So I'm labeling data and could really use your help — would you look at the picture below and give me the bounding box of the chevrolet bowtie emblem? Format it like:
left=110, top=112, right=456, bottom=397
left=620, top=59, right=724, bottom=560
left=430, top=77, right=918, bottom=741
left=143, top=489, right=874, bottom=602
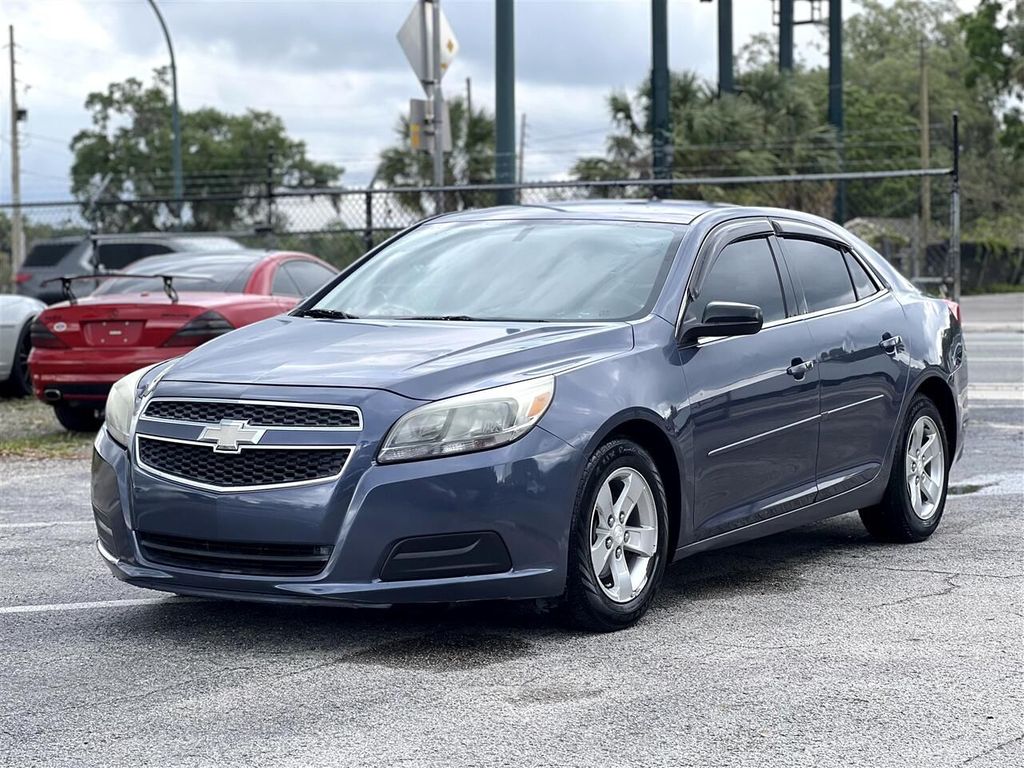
left=198, top=419, right=266, bottom=453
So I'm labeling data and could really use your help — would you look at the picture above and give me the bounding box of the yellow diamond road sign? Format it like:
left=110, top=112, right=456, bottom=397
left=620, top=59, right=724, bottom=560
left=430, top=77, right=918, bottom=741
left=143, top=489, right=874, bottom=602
left=397, top=1, right=459, bottom=87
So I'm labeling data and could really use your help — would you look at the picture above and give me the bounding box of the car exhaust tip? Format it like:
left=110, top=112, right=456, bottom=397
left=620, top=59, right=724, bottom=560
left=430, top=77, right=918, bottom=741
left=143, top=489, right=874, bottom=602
left=43, top=388, right=62, bottom=402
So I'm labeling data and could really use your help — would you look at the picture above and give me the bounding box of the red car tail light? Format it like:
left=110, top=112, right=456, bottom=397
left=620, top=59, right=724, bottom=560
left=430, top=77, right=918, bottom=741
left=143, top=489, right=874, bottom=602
left=14, top=272, right=31, bottom=284
left=943, top=299, right=961, bottom=323
left=162, top=311, right=235, bottom=347
left=30, top=320, right=68, bottom=349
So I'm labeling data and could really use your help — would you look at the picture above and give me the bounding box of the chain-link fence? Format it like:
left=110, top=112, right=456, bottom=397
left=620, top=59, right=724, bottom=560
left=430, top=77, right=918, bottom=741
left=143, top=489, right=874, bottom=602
left=3, top=166, right=1006, bottom=297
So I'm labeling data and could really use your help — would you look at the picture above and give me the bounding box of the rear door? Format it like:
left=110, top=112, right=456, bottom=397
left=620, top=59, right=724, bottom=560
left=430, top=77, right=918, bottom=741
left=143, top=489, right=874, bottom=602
left=680, top=220, right=821, bottom=538
left=775, top=224, right=910, bottom=498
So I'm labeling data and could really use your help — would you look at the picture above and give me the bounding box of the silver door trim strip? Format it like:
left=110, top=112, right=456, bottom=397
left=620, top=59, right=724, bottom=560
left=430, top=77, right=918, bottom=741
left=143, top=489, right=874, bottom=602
left=708, top=413, right=821, bottom=457
left=822, top=393, right=885, bottom=416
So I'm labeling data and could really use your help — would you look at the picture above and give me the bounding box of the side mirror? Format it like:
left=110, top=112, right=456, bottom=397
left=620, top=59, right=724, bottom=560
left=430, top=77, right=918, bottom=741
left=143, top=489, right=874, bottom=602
left=681, top=301, right=763, bottom=344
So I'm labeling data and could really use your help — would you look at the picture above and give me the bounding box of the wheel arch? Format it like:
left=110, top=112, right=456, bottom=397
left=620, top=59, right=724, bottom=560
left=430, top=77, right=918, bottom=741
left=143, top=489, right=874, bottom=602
left=580, top=409, right=684, bottom=557
left=910, top=373, right=959, bottom=459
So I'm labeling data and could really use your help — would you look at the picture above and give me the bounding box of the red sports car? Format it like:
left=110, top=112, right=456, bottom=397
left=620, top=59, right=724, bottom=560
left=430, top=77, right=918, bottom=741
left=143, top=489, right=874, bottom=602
left=29, top=249, right=337, bottom=431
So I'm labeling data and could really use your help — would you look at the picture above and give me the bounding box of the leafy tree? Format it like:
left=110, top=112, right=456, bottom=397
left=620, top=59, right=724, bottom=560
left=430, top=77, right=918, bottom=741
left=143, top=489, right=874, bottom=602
left=71, top=68, right=343, bottom=231
left=376, top=96, right=495, bottom=215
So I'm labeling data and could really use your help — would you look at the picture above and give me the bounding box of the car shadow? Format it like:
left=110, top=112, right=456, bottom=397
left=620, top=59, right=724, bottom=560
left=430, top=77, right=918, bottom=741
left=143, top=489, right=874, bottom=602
left=109, top=513, right=878, bottom=666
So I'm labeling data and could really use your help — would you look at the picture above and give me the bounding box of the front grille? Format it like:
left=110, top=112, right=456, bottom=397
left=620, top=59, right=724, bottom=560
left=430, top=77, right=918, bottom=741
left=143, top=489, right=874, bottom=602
left=137, top=532, right=332, bottom=576
left=137, top=437, right=351, bottom=489
left=143, top=399, right=360, bottom=428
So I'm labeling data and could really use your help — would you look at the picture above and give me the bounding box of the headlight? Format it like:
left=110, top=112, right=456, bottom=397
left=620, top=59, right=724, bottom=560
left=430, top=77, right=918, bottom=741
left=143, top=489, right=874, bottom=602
left=104, top=363, right=162, bottom=447
left=378, top=376, right=555, bottom=464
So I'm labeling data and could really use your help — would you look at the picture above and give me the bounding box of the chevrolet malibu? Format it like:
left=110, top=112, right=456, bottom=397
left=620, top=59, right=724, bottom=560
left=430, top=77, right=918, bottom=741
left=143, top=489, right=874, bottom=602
left=91, top=201, right=968, bottom=631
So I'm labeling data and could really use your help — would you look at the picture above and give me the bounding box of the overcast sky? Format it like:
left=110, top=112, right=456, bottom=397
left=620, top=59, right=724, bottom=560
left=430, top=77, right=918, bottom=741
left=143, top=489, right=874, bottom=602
left=0, top=0, right=971, bottom=202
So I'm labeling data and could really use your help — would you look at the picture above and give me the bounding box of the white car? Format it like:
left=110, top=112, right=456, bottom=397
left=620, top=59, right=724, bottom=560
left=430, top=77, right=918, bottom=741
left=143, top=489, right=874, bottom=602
left=0, top=294, right=45, bottom=397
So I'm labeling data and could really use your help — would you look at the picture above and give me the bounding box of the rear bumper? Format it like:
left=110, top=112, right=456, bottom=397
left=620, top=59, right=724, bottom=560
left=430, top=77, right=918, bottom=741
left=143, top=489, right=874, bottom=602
left=31, top=348, right=174, bottom=404
left=91, top=424, right=579, bottom=605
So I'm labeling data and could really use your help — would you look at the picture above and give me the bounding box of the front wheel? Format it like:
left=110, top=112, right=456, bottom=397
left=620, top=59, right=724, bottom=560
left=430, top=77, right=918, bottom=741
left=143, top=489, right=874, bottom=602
left=1, top=323, right=33, bottom=397
left=54, top=402, right=104, bottom=433
left=860, top=394, right=950, bottom=543
left=563, top=439, right=669, bottom=632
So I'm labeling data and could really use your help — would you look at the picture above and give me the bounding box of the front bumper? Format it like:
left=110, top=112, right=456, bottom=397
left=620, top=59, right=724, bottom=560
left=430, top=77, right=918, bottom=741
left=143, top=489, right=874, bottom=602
left=92, top=423, right=579, bottom=605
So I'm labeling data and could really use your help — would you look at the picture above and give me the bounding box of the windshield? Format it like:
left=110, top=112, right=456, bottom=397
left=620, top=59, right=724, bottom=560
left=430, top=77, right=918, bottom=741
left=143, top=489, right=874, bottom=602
left=92, top=255, right=256, bottom=295
left=312, top=220, right=684, bottom=321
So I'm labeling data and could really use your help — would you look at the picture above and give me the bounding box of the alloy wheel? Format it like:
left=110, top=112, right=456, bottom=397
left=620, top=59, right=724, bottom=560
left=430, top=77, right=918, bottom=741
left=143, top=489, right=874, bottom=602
left=589, top=467, right=658, bottom=603
left=905, top=414, right=945, bottom=520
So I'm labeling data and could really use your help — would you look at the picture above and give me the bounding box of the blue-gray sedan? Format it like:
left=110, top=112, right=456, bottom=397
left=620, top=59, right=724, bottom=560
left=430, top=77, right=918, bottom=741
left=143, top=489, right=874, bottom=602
left=92, top=201, right=968, bottom=630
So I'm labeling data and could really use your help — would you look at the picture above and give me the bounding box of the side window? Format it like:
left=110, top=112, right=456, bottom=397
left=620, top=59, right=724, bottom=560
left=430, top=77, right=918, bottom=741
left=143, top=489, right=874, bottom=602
left=95, top=243, right=171, bottom=270
left=271, top=266, right=302, bottom=297
left=783, top=238, right=856, bottom=313
left=690, top=237, right=787, bottom=324
left=844, top=250, right=878, bottom=300
left=284, top=261, right=336, bottom=297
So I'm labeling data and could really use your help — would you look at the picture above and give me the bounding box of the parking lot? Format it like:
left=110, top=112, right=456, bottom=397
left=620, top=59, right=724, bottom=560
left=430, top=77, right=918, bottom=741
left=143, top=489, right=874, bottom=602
left=1, top=294, right=1021, bottom=768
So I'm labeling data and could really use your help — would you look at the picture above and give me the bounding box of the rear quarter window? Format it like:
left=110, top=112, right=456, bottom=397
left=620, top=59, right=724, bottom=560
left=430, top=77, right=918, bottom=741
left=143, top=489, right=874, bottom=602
left=24, top=241, right=79, bottom=267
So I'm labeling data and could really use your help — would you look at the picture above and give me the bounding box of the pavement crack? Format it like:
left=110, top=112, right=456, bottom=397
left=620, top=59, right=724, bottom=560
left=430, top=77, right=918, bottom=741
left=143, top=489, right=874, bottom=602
left=960, top=732, right=1024, bottom=766
left=870, top=574, right=960, bottom=608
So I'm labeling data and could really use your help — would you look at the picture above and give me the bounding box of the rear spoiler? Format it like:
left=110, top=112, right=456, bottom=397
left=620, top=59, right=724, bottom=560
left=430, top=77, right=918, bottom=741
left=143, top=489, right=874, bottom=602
left=41, top=273, right=212, bottom=305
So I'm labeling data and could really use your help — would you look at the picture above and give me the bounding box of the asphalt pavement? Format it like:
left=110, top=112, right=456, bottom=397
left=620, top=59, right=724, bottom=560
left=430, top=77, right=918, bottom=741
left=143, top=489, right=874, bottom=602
left=1, top=294, right=1021, bottom=768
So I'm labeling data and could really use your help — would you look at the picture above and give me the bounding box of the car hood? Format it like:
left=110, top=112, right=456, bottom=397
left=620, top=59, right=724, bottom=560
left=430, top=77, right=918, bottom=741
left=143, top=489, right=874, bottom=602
left=162, top=315, right=634, bottom=401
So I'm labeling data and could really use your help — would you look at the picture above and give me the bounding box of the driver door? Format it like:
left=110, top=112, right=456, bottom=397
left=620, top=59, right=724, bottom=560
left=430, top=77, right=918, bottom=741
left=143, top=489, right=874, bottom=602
left=679, top=223, right=821, bottom=538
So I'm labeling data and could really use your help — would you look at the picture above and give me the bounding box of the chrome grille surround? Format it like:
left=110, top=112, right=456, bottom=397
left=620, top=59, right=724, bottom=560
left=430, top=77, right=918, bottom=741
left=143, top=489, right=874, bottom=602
left=133, top=397, right=360, bottom=492
left=141, top=397, right=362, bottom=430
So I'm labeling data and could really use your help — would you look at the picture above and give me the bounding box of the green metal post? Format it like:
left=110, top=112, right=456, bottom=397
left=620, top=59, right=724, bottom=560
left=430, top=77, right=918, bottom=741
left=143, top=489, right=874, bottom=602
left=495, top=0, right=516, bottom=205
left=651, top=0, right=671, bottom=192
left=718, top=0, right=734, bottom=94
left=779, top=0, right=794, bottom=72
left=828, top=0, right=845, bottom=222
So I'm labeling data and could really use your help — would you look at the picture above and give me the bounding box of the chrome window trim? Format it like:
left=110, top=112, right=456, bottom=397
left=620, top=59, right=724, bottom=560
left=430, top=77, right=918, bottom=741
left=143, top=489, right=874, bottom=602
left=139, top=397, right=363, bottom=431
left=134, top=433, right=356, bottom=493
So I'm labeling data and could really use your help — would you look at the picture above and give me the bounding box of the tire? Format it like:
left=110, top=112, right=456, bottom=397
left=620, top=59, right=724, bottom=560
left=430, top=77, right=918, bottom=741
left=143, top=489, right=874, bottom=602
left=0, top=322, right=33, bottom=398
left=53, top=402, right=104, bottom=433
left=860, top=394, right=950, bottom=543
left=563, top=439, right=670, bottom=632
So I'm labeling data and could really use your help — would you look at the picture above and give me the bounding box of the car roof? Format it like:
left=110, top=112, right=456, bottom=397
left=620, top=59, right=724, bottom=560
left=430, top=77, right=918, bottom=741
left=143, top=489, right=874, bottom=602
left=431, top=199, right=735, bottom=226
left=119, top=250, right=270, bottom=272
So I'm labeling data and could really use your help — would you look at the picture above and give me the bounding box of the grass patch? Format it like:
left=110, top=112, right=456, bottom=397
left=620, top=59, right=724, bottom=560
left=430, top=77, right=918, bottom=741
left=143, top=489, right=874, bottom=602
left=0, top=397, right=95, bottom=459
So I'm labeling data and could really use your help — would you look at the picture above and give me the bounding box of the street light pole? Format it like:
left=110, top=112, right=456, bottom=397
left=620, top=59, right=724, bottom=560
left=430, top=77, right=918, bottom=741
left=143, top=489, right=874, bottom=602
left=146, top=0, right=183, bottom=222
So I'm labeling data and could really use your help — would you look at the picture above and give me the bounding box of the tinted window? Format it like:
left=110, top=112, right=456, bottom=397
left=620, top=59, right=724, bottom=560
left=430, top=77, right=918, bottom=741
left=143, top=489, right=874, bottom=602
left=284, top=261, right=335, bottom=296
left=690, top=237, right=786, bottom=324
left=24, top=240, right=80, bottom=267
left=314, top=221, right=683, bottom=321
left=92, top=256, right=256, bottom=295
left=96, top=242, right=172, bottom=269
left=783, top=239, right=856, bottom=313
left=844, top=251, right=878, bottom=300
left=272, top=267, right=301, bottom=297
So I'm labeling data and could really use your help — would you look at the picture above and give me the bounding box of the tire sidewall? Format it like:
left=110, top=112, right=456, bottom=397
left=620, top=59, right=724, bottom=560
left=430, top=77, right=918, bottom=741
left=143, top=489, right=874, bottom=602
left=893, top=397, right=950, bottom=538
left=567, top=439, right=670, bottom=627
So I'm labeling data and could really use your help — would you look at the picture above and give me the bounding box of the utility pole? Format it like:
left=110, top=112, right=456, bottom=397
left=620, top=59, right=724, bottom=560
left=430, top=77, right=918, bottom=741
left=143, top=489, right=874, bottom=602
left=828, top=0, right=845, bottom=223
left=718, top=0, right=734, bottom=94
left=430, top=0, right=444, bottom=211
left=146, top=1, right=183, bottom=224
left=7, top=25, right=24, bottom=284
left=651, top=0, right=671, bottom=192
left=918, top=38, right=930, bottom=281
left=779, top=0, right=794, bottom=72
left=517, top=113, right=526, bottom=184
left=495, top=0, right=516, bottom=205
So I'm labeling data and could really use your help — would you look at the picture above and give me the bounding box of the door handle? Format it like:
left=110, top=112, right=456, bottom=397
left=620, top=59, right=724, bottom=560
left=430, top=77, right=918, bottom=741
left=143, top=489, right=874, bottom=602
left=880, top=334, right=902, bottom=355
left=786, top=359, right=815, bottom=378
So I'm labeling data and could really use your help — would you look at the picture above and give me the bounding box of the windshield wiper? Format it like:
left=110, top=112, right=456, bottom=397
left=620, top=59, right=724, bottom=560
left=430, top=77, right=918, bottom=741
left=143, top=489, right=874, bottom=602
left=394, top=315, right=481, bottom=321
left=296, top=308, right=359, bottom=320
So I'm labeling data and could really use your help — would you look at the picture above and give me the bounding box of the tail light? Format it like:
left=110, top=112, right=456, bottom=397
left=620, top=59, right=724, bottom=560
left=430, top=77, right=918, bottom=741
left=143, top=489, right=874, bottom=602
left=943, top=299, right=962, bottom=323
left=30, top=320, right=68, bottom=349
left=14, top=272, right=31, bottom=284
left=162, top=311, right=235, bottom=347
